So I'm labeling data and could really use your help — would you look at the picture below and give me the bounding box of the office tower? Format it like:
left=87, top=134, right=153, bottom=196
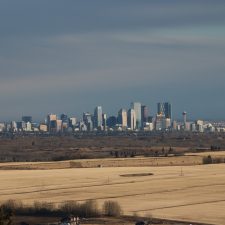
left=157, top=102, right=172, bottom=119
left=94, top=106, right=103, bottom=129
left=39, top=124, right=48, bottom=132
left=60, top=114, right=68, bottom=123
left=127, top=108, right=136, bottom=130
left=47, top=114, right=57, bottom=132
left=106, top=116, right=117, bottom=128
left=117, top=109, right=127, bottom=128
left=141, top=105, right=148, bottom=127
left=172, top=120, right=177, bottom=131
left=68, top=117, right=77, bottom=128
left=165, top=118, right=171, bottom=129
left=56, top=120, right=62, bottom=132
left=131, top=102, right=141, bottom=129
left=22, top=116, right=32, bottom=123
left=182, top=111, right=187, bottom=124
left=83, top=112, right=93, bottom=131
left=25, top=122, right=32, bottom=132
left=155, top=114, right=166, bottom=131
left=102, top=113, right=107, bottom=131
left=17, top=121, right=26, bottom=131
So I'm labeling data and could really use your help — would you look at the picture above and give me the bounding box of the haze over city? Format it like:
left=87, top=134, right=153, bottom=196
left=0, top=0, right=225, bottom=121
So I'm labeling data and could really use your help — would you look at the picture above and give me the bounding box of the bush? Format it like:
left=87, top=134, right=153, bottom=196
left=202, top=155, right=213, bottom=164
left=202, top=155, right=225, bottom=164
left=102, top=200, right=122, bottom=217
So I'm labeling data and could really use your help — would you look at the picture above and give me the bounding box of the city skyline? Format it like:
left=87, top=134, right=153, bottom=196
left=0, top=1, right=225, bottom=120
left=0, top=100, right=222, bottom=122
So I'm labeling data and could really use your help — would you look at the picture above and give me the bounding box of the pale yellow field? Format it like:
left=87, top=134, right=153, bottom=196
left=1, top=164, right=225, bottom=224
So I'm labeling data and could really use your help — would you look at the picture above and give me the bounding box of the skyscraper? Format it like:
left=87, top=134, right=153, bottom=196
left=60, top=113, right=68, bottom=123
left=141, top=105, right=148, bottom=127
left=127, top=109, right=136, bottom=130
left=83, top=112, right=93, bottom=131
left=117, top=109, right=127, bottom=129
left=94, top=106, right=103, bottom=129
left=131, top=102, right=141, bottom=129
left=157, top=102, right=172, bottom=119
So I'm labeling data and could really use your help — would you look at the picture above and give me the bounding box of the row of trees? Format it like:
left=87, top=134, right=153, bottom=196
left=0, top=199, right=122, bottom=224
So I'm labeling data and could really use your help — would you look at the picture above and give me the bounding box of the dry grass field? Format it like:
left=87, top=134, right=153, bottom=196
left=0, top=151, right=225, bottom=170
left=1, top=163, right=225, bottom=224
left=0, top=155, right=203, bottom=169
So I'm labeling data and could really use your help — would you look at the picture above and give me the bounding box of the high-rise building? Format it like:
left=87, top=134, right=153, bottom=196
left=102, top=113, right=107, bottom=131
left=94, top=106, right=103, bottom=129
left=106, top=116, right=117, bottom=128
left=117, top=109, right=127, bottom=129
left=68, top=117, right=77, bottom=128
left=127, top=109, right=136, bottom=130
left=56, top=120, right=62, bottom=132
left=83, top=112, right=93, bottom=131
left=131, top=102, right=141, bottom=129
left=155, top=114, right=166, bottom=131
left=47, top=114, right=57, bottom=132
left=157, top=102, right=172, bottom=119
left=141, top=105, right=148, bottom=127
left=60, top=114, right=68, bottom=123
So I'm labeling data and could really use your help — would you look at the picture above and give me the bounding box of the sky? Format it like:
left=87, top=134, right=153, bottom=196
left=0, top=0, right=225, bottom=121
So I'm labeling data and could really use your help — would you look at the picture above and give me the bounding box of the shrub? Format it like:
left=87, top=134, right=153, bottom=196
left=202, top=155, right=213, bottom=164
left=102, top=200, right=122, bottom=217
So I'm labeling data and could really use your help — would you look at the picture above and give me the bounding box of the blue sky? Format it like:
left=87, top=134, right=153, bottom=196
left=0, top=0, right=225, bottom=121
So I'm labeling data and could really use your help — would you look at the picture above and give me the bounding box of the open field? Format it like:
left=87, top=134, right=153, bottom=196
left=0, top=155, right=203, bottom=169
left=1, top=164, right=225, bottom=224
left=0, top=151, right=225, bottom=169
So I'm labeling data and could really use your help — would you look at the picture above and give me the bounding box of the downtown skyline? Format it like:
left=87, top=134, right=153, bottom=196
left=0, top=1, right=225, bottom=120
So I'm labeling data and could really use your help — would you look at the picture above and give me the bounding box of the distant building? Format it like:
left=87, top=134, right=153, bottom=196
left=127, top=108, right=136, bottom=130
left=56, top=120, right=62, bottom=132
left=94, top=106, right=103, bottom=129
left=157, top=102, right=172, bottom=119
left=22, top=116, right=32, bottom=123
left=60, top=114, right=68, bottom=123
left=17, top=121, right=26, bottom=131
left=117, top=109, right=127, bottom=129
left=25, top=122, right=32, bottom=132
left=172, top=120, right=177, bottom=131
left=102, top=113, right=107, bottom=131
left=155, top=114, right=166, bottom=131
left=0, top=123, right=5, bottom=132
left=39, top=124, right=48, bottom=132
left=68, top=117, right=77, bottom=128
left=141, top=105, right=148, bottom=127
left=131, top=102, right=141, bottom=129
left=106, top=116, right=117, bottom=128
left=83, top=112, right=93, bottom=131
left=47, top=114, right=57, bottom=132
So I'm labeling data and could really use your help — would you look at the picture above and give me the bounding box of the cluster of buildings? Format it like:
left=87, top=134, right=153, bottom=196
left=0, top=102, right=224, bottom=134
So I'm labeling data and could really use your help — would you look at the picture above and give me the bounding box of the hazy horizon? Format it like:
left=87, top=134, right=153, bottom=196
left=0, top=0, right=225, bottom=121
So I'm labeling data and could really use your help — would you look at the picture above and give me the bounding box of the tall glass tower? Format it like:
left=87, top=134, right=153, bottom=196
left=94, top=106, right=103, bottom=128
left=157, top=102, right=172, bottom=119
left=131, top=102, right=141, bottom=129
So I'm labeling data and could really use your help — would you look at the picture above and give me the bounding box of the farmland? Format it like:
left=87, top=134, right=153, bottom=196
left=1, top=163, right=225, bottom=224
